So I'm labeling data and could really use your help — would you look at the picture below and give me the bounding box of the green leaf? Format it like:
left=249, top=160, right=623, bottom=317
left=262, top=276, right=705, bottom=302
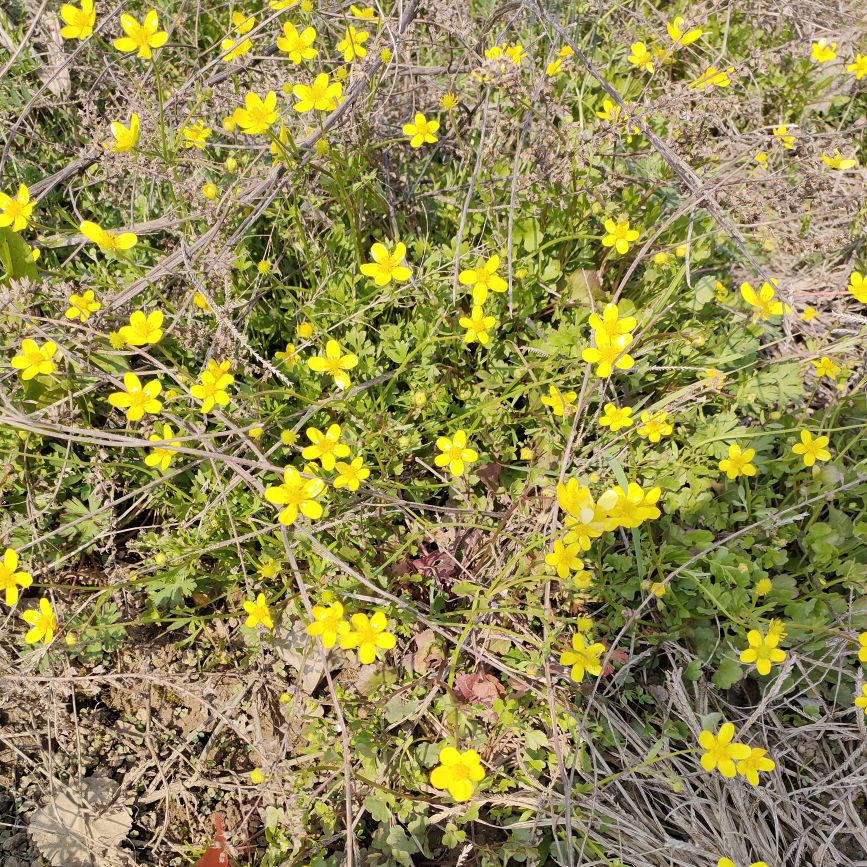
left=0, top=226, right=37, bottom=286
left=712, top=657, right=744, bottom=689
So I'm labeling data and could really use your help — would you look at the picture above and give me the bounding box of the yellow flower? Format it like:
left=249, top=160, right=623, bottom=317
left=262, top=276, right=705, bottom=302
left=653, top=251, right=669, bottom=265
left=145, top=423, right=180, bottom=471
left=596, top=98, right=624, bottom=122
left=265, top=466, right=325, bottom=525
left=848, top=54, right=867, bottom=79
left=337, top=26, right=368, bottom=62
left=430, top=746, right=485, bottom=802
left=599, top=403, right=633, bottom=431
left=856, top=685, right=867, bottom=714
left=557, top=480, right=608, bottom=549
left=60, top=0, right=95, bottom=39
left=277, top=21, right=317, bottom=64
left=599, top=482, right=661, bottom=530
left=249, top=768, right=266, bottom=784
left=350, top=4, right=376, bottom=17
left=691, top=66, right=733, bottom=89
left=811, top=356, right=840, bottom=379
left=11, top=338, right=57, bottom=380
left=113, top=10, right=168, bottom=59
left=821, top=149, right=857, bottom=170
left=118, top=309, right=163, bottom=346
left=719, top=860, right=769, bottom=867
left=307, top=339, right=358, bottom=390
left=773, top=124, right=796, bottom=149
left=740, top=629, right=786, bottom=675
left=546, top=57, right=565, bottom=76
left=275, top=342, right=299, bottom=366
left=181, top=120, right=211, bottom=149
left=297, top=321, right=314, bottom=339
left=848, top=271, right=867, bottom=303
left=719, top=444, right=756, bottom=479
left=402, top=113, right=439, bottom=148
left=0, top=548, right=32, bottom=607
left=627, top=41, right=654, bottom=72
left=234, top=91, right=279, bottom=134
left=302, top=424, right=350, bottom=471
left=257, top=557, right=279, bottom=580
left=666, top=16, right=702, bottom=46
left=190, top=359, right=234, bottom=413
left=108, top=372, right=163, bottom=421
left=0, top=184, right=34, bottom=232
left=589, top=302, right=637, bottom=341
left=292, top=73, right=342, bottom=112
left=601, top=218, right=639, bottom=255
left=637, top=410, right=672, bottom=443
left=201, top=182, right=218, bottom=199
left=458, top=306, right=496, bottom=346
left=858, top=632, right=867, bottom=664
left=306, top=599, right=349, bottom=647
left=80, top=220, right=137, bottom=251
left=791, top=430, right=831, bottom=467
left=109, top=114, right=140, bottom=152
left=458, top=255, right=507, bottom=305
left=754, top=150, right=768, bottom=166
left=434, top=430, right=478, bottom=477
left=649, top=581, right=666, bottom=597
left=257, top=259, right=271, bottom=275
left=340, top=611, right=396, bottom=664
left=754, top=578, right=773, bottom=597
left=242, top=593, right=273, bottom=629
left=22, top=597, right=57, bottom=645
left=740, top=279, right=790, bottom=318
left=811, top=38, right=837, bottom=63
left=581, top=333, right=634, bottom=378
left=441, top=92, right=459, bottom=110
left=541, top=386, right=577, bottom=417
left=193, top=291, right=210, bottom=311
left=220, top=12, right=255, bottom=61
left=698, top=723, right=750, bottom=777
left=359, top=242, right=412, bottom=286
left=544, top=540, right=586, bottom=580
left=736, top=747, right=776, bottom=786
left=334, top=456, right=370, bottom=492
left=62, top=290, right=101, bottom=323
left=560, top=633, right=605, bottom=682
left=800, top=306, right=817, bottom=321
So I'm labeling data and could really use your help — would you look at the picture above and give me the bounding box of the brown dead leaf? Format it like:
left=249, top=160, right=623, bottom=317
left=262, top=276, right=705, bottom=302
left=454, top=671, right=505, bottom=708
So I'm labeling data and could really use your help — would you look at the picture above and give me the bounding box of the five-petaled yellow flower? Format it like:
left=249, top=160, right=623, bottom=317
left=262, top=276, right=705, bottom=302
left=306, top=600, right=349, bottom=647
left=340, top=611, right=396, bottom=664
left=691, top=66, right=733, bottom=89
left=601, top=218, right=639, bottom=255
left=275, top=343, right=299, bottom=366
left=403, top=113, right=439, bottom=148
left=739, top=629, right=786, bottom=675
left=292, top=73, right=343, bottom=112
left=637, top=410, right=672, bottom=443
left=810, top=38, right=837, bottom=63
left=234, top=91, right=279, bottom=133
left=459, top=306, right=496, bottom=346
left=740, top=279, right=790, bottom=318
left=119, top=309, right=163, bottom=346
left=0, top=184, right=35, bottom=232
left=560, top=633, right=606, bottom=683
left=429, top=747, right=486, bottom=802
left=545, top=540, right=587, bottom=580
left=145, top=423, right=181, bottom=471
left=190, top=359, right=234, bottom=413
left=718, top=444, right=756, bottom=479
left=0, top=548, right=32, bottom=607
left=182, top=121, right=211, bottom=149
left=277, top=21, right=317, bottom=64
left=11, top=339, right=57, bottom=380
left=302, top=424, right=350, bottom=471
left=848, top=54, right=867, bottom=79
left=811, top=356, right=840, bottom=379
left=360, top=242, right=412, bottom=286
left=601, top=483, right=661, bottom=529
left=773, top=124, right=795, bottom=149
left=627, top=41, right=654, bottom=72
left=596, top=98, right=624, bottom=122
left=736, top=747, right=776, bottom=786
left=60, top=0, right=95, bottom=40
left=791, top=430, right=831, bottom=467
left=337, top=26, right=368, bottom=62
left=698, top=723, right=750, bottom=777
left=667, top=16, right=702, bottom=46
left=848, top=271, right=867, bottom=303
left=23, top=597, right=57, bottom=645
left=113, top=10, right=168, bottom=59
left=821, top=150, right=857, bottom=170
left=109, top=114, right=140, bottom=152
left=307, top=339, right=358, bottom=390
left=242, top=593, right=273, bottom=629
left=589, top=302, right=636, bottom=341
left=334, top=456, right=370, bottom=491
left=541, top=386, right=577, bottom=417
left=599, top=403, right=633, bottom=431
left=108, top=372, right=163, bottom=421
left=434, top=430, right=478, bottom=477
left=582, top=333, right=635, bottom=378
left=458, top=255, right=507, bottom=305
left=65, top=290, right=101, bottom=322
left=80, top=220, right=137, bottom=251
left=265, top=466, right=325, bottom=525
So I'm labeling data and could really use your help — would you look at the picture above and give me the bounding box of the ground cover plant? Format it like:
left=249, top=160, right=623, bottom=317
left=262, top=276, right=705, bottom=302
left=0, top=0, right=866, bottom=864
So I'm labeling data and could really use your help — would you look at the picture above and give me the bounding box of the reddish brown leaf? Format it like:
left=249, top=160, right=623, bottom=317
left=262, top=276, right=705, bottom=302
left=454, top=671, right=505, bottom=707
